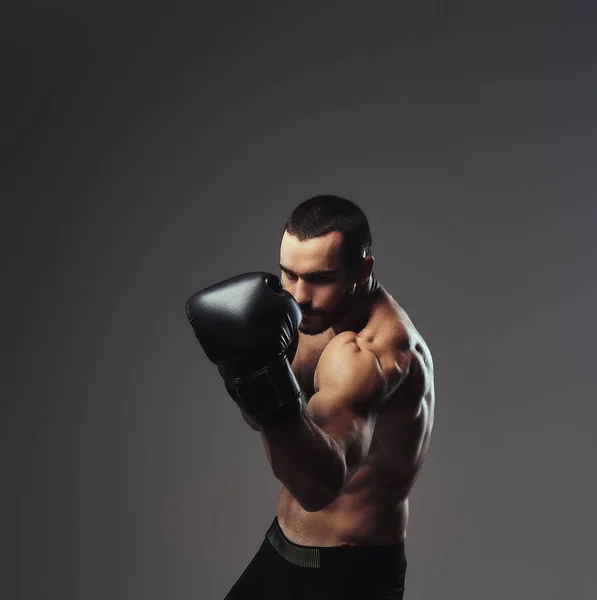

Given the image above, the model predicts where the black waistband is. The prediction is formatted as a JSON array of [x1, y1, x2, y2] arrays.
[[265, 517, 406, 572]]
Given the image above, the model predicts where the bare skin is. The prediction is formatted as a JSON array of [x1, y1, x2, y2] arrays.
[[279, 290, 434, 546], [243, 230, 435, 547]]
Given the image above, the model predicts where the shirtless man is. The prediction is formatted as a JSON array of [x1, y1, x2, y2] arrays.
[[185, 195, 434, 599]]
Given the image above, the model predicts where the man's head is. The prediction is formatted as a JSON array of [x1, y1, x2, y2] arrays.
[[279, 195, 375, 335]]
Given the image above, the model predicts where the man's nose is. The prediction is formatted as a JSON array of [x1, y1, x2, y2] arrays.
[[293, 279, 312, 306]]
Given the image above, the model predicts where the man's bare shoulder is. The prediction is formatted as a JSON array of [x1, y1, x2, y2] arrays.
[[314, 331, 384, 390], [359, 290, 434, 395], [313, 328, 406, 402]]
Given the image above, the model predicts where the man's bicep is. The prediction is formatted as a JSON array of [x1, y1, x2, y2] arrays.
[[306, 344, 385, 471]]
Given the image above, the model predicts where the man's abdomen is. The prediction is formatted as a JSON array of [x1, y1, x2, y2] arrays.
[[276, 484, 409, 547]]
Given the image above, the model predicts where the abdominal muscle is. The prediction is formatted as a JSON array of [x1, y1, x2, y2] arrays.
[[276, 478, 409, 547], [276, 383, 432, 547]]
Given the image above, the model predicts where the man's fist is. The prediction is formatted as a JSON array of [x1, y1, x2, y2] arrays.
[[185, 272, 305, 426]]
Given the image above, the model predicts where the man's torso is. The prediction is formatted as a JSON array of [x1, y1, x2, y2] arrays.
[[277, 285, 435, 546]]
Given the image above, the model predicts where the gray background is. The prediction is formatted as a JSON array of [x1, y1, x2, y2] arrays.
[[3, 1, 596, 598]]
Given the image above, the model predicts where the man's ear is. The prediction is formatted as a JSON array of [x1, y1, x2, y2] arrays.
[[356, 255, 375, 286]]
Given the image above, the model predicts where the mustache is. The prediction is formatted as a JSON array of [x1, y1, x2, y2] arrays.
[[299, 306, 323, 316]]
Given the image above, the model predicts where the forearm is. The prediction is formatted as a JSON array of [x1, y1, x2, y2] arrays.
[[260, 412, 346, 512]]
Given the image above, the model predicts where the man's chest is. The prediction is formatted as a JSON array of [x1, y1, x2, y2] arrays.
[[290, 336, 331, 400]]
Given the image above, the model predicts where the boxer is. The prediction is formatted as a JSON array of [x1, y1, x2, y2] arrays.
[[186, 195, 434, 599]]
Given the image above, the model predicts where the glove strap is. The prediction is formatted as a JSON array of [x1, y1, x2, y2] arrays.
[[223, 355, 304, 426]]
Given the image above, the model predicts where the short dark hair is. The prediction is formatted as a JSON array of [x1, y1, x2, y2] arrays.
[[283, 195, 372, 267]]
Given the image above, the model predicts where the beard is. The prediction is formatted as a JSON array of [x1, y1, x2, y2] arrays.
[[298, 318, 328, 336], [298, 286, 355, 336]]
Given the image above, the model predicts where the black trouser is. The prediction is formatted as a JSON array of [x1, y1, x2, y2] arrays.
[[224, 517, 407, 599]]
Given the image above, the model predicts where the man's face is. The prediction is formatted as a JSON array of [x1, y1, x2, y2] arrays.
[[279, 230, 356, 336]]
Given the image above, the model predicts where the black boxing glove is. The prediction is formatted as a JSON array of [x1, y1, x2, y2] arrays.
[[185, 272, 305, 426]]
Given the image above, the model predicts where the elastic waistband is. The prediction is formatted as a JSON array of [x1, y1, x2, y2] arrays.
[[265, 517, 406, 572]]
